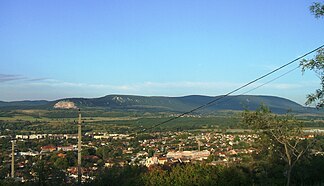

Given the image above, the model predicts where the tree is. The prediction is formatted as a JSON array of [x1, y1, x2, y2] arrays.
[[310, 2, 324, 18], [65, 151, 76, 166], [300, 48, 324, 108], [88, 165, 146, 186], [96, 146, 112, 160], [54, 157, 69, 170], [142, 164, 251, 186], [242, 106, 313, 186], [300, 2, 324, 108], [32, 159, 66, 185]]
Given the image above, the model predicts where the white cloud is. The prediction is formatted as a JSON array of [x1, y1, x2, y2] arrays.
[[264, 83, 302, 90], [0, 76, 319, 104], [0, 74, 26, 82], [26, 80, 243, 92]]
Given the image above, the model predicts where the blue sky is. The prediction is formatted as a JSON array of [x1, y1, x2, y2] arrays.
[[0, 0, 323, 105]]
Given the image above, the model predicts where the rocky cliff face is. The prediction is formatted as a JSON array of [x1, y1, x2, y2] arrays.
[[53, 101, 77, 109]]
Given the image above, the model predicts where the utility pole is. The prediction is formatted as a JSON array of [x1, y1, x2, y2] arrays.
[[198, 140, 201, 151], [11, 140, 15, 178], [196, 137, 201, 151], [77, 109, 82, 185]]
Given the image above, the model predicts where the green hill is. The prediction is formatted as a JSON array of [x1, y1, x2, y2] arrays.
[[0, 95, 319, 114]]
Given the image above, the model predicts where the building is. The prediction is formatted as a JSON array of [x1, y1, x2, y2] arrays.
[[57, 145, 74, 152], [41, 145, 56, 153], [166, 150, 210, 161]]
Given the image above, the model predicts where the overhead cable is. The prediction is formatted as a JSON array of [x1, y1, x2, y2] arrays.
[[141, 44, 324, 132]]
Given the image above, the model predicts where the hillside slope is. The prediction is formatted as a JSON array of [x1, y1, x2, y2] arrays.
[[0, 95, 316, 114]]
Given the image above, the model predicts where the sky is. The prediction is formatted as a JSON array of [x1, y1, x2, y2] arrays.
[[0, 0, 323, 105]]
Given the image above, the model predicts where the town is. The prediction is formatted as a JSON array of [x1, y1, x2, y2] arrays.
[[1, 105, 324, 186], [2, 98, 324, 186], [1, 128, 263, 183]]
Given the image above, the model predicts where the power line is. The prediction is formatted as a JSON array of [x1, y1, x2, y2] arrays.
[[199, 65, 300, 112], [141, 44, 324, 132], [240, 66, 300, 95]]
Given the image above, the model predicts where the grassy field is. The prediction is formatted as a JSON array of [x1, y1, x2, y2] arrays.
[[0, 108, 323, 134]]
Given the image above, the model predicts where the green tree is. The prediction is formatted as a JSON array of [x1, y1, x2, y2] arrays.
[[96, 146, 112, 160], [0, 178, 18, 186], [82, 147, 95, 156], [310, 2, 324, 18], [32, 159, 66, 185], [142, 164, 251, 186], [0, 165, 10, 180], [33, 160, 48, 185], [300, 48, 324, 108], [65, 151, 76, 166], [242, 106, 313, 186], [218, 166, 251, 186], [300, 2, 324, 108], [54, 157, 69, 170], [89, 165, 146, 186]]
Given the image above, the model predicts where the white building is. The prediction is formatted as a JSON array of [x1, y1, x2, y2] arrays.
[[167, 150, 210, 160]]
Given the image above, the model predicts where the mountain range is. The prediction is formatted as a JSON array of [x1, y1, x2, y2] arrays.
[[0, 95, 319, 114]]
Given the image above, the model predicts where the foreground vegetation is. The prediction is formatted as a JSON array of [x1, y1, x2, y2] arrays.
[[2, 155, 324, 186], [90, 155, 324, 186]]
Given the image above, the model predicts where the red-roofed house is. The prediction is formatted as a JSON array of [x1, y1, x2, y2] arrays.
[[41, 145, 56, 153]]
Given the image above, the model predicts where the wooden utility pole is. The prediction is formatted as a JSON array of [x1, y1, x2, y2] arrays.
[[198, 140, 201, 151], [196, 137, 201, 151], [11, 140, 15, 178], [77, 109, 82, 185]]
